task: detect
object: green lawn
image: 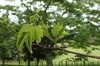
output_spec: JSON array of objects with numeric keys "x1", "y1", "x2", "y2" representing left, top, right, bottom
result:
[
  {"x1": 52, "y1": 47, "x2": 100, "y2": 66},
  {"x1": 53, "y1": 47, "x2": 100, "y2": 62},
  {"x1": 53, "y1": 48, "x2": 100, "y2": 63},
  {"x1": 0, "y1": 47, "x2": 100, "y2": 66}
]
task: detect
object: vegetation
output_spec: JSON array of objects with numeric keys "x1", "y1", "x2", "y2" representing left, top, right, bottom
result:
[
  {"x1": 0, "y1": 14, "x2": 18, "y2": 65},
  {"x1": 0, "y1": 0, "x2": 100, "y2": 66},
  {"x1": 0, "y1": 49, "x2": 100, "y2": 66}
]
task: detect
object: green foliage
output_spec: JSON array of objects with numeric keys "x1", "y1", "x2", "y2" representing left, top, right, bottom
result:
[
  {"x1": 0, "y1": 44, "x2": 8, "y2": 58},
  {"x1": 0, "y1": 40, "x2": 16, "y2": 64},
  {"x1": 0, "y1": 15, "x2": 18, "y2": 43},
  {"x1": 17, "y1": 14, "x2": 68, "y2": 53},
  {"x1": 35, "y1": 26, "x2": 43, "y2": 43},
  {"x1": 30, "y1": 15, "x2": 37, "y2": 24},
  {"x1": 1, "y1": 1, "x2": 100, "y2": 66},
  {"x1": 2, "y1": 0, "x2": 100, "y2": 65},
  {"x1": 51, "y1": 23, "x2": 68, "y2": 41},
  {"x1": 16, "y1": 24, "x2": 43, "y2": 53}
]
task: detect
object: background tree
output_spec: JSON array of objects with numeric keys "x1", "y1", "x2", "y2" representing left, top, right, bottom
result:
[{"x1": 0, "y1": 12, "x2": 18, "y2": 65}]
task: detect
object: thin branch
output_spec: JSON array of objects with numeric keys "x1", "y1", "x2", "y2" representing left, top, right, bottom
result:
[
  {"x1": 44, "y1": 0, "x2": 52, "y2": 16},
  {"x1": 21, "y1": 3, "x2": 32, "y2": 12},
  {"x1": 32, "y1": 43, "x2": 67, "y2": 49},
  {"x1": 57, "y1": 47, "x2": 100, "y2": 59},
  {"x1": 23, "y1": 4, "x2": 29, "y2": 10}
]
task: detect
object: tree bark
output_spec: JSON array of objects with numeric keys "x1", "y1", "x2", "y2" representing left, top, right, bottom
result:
[{"x1": 46, "y1": 50, "x2": 53, "y2": 66}]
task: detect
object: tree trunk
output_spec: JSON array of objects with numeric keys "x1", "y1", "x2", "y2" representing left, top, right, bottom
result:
[
  {"x1": 28, "y1": 59, "x2": 30, "y2": 66},
  {"x1": 46, "y1": 50, "x2": 53, "y2": 66},
  {"x1": 17, "y1": 53, "x2": 20, "y2": 65},
  {"x1": 27, "y1": 52, "x2": 31, "y2": 66},
  {"x1": 2, "y1": 58, "x2": 5, "y2": 66},
  {"x1": 37, "y1": 58, "x2": 39, "y2": 66}
]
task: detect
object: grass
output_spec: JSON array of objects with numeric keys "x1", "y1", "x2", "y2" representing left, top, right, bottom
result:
[
  {"x1": 52, "y1": 47, "x2": 100, "y2": 66},
  {"x1": 53, "y1": 47, "x2": 100, "y2": 61},
  {"x1": 0, "y1": 47, "x2": 100, "y2": 66}
]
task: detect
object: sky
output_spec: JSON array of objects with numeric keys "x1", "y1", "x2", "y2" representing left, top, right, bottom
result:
[{"x1": 0, "y1": 0, "x2": 21, "y2": 22}]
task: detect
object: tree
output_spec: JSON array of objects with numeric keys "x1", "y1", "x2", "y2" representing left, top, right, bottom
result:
[
  {"x1": 0, "y1": 43, "x2": 9, "y2": 65},
  {"x1": 15, "y1": 0, "x2": 100, "y2": 66},
  {"x1": 1, "y1": 0, "x2": 100, "y2": 66},
  {"x1": 0, "y1": 12, "x2": 18, "y2": 65}
]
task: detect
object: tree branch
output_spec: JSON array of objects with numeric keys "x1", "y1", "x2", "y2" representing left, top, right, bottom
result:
[
  {"x1": 44, "y1": 0, "x2": 52, "y2": 16},
  {"x1": 57, "y1": 47, "x2": 100, "y2": 59},
  {"x1": 32, "y1": 43, "x2": 67, "y2": 49},
  {"x1": 21, "y1": 3, "x2": 31, "y2": 11},
  {"x1": 32, "y1": 43, "x2": 100, "y2": 59}
]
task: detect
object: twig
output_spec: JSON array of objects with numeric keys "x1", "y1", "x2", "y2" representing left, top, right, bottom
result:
[
  {"x1": 44, "y1": 0, "x2": 52, "y2": 16},
  {"x1": 58, "y1": 47, "x2": 100, "y2": 59}
]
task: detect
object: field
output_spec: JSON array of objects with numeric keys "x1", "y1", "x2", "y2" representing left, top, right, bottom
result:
[
  {"x1": 0, "y1": 47, "x2": 100, "y2": 66},
  {"x1": 52, "y1": 47, "x2": 100, "y2": 66}
]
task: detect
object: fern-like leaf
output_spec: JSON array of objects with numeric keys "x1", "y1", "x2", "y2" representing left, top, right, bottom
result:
[
  {"x1": 51, "y1": 23, "x2": 62, "y2": 37},
  {"x1": 16, "y1": 24, "x2": 43, "y2": 53},
  {"x1": 16, "y1": 32, "x2": 27, "y2": 51},
  {"x1": 16, "y1": 24, "x2": 34, "y2": 53},
  {"x1": 51, "y1": 23, "x2": 68, "y2": 42}
]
